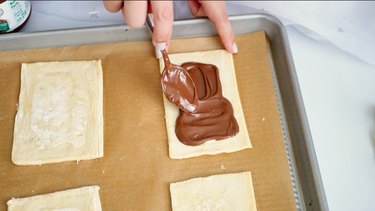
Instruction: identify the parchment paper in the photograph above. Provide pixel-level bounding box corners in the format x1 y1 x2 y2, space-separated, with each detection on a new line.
0 31 296 210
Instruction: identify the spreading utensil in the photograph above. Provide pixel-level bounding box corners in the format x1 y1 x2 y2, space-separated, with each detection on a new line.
145 14 198 113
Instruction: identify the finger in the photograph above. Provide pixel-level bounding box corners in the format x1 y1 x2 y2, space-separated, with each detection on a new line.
103 0 123 13
200 1 237 53
122 1 148 28
187 0 206 17
150 1 173 48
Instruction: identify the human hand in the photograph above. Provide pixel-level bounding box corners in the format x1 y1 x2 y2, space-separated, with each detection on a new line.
103 1 173 58
188 0 237 54
103 1 236 58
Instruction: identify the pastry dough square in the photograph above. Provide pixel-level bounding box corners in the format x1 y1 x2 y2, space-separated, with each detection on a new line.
12 60 103 165
7 185 102 211
159 50 251 159
170 171 257 211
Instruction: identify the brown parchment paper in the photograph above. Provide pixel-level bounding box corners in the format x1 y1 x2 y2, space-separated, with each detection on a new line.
0 31 296 211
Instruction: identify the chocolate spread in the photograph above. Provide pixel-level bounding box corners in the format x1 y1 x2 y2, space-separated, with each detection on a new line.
161 51 239 146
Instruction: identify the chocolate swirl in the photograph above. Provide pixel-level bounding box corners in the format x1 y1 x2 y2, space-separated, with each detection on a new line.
161 51 239 146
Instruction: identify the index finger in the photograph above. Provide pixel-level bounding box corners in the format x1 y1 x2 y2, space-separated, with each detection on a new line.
200 1 237 53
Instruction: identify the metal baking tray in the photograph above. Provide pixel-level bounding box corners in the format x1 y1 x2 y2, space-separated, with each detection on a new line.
0 13 328 211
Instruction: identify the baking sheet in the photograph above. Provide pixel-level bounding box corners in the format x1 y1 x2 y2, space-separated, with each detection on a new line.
0 31 296 210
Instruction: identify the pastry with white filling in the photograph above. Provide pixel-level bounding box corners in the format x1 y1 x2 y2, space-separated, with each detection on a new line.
7 186 102 211
12 60 103 165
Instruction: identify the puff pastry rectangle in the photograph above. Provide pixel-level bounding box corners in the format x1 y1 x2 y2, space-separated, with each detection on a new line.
12 60 103 165
7 186 102 211
159 50 251 159
170 171 257 211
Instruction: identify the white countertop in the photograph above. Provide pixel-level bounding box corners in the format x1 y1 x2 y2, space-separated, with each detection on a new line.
16 1 375 210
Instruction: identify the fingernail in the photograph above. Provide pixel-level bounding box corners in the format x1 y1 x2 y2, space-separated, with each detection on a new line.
155 42 167 59
232 42 238 54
